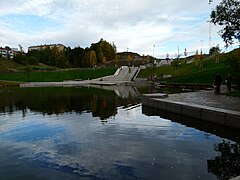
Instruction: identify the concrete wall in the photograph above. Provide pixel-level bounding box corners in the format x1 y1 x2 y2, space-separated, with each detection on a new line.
142 95 240 130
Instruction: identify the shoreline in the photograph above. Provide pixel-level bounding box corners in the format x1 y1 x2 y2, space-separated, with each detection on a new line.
142 92 240 130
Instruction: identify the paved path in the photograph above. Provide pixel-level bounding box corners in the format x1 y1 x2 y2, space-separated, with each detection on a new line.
167 90 240 112
142 88 240 130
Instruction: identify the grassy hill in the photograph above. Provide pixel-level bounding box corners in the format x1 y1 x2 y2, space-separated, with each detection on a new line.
0 57 117 83
0 58 22 71
138 53 236 85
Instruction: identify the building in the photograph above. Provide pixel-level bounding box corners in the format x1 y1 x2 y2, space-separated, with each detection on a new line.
28 44 66 52
0 47 18 59
154 59 173 67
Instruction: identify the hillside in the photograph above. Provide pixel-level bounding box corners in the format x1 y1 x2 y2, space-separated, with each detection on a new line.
0 58 22 72
138 49 239 85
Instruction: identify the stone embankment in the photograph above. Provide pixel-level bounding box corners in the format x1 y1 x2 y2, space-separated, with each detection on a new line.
142 91 240 130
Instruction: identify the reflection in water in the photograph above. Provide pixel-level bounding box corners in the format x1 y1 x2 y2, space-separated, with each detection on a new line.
208 141 240 180
0 87 239 180
142 105 240 180
0 87 141 121
142 105 240 143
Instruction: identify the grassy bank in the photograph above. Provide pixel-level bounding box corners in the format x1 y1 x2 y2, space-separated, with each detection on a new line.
0 68 117 82
138 56 234 85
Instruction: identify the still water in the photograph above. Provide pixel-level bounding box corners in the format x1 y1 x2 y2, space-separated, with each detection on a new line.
0 87 239 180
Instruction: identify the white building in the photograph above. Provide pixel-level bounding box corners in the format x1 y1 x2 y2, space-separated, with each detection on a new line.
28 44 66 52
0 47 18 59
154 59 173 67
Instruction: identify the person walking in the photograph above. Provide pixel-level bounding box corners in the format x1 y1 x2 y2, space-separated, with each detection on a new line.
225 74 232 92
214 73 222 94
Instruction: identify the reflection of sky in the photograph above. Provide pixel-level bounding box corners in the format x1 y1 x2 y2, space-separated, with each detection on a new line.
0 106 228 179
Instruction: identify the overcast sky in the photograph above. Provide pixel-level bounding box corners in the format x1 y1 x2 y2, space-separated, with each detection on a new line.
0 0 235 58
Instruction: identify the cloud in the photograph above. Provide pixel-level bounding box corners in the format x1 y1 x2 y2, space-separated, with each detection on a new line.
0 0 226 56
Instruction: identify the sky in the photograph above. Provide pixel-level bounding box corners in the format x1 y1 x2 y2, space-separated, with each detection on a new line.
0 0 237 58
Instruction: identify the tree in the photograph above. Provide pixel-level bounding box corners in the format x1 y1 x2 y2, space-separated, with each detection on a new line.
208 141 240 180
184 48 188 57
50 46 59 66
102 57 107 67
90 50 97 68
166 53 170 60
96 47 103 64
41 47 51 65
200 49 203 68
83 51 91 67
127 54 132 66
90 39 116 63
114 54 119 67
209 45 221 63
195 50 200 67
194 49 203 68
28 56 39 65
209 45 220 55
18 44 24 53
66 47 86 67
56 51 69 68
210 0 240 46
4 46 11 50
171 60 180 75
184 48 188 63
13 53 27 64
112 42 117 54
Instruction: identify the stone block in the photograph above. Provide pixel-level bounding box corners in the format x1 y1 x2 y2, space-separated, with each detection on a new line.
147 98 159 109
202 109 225 125
166 102 182 114
182 105 202 119
158 100 167 110
226 114 240 129
142 96 148 105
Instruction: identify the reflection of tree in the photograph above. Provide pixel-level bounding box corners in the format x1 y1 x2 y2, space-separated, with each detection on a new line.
0 87 140 123
91 94 118 121
207 140 240 180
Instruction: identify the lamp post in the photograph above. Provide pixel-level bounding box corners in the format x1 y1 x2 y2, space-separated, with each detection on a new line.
208 0 213 51
200 40 204 52
153 45 155 58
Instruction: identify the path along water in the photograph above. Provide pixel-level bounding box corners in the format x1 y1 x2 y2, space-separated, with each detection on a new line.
142 85 240 130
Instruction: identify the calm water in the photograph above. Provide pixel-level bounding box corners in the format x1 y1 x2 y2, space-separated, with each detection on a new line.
0 87 239 180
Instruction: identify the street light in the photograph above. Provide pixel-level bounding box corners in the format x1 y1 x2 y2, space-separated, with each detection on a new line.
200 40 204 52
208 0 213 51
153 44 155 58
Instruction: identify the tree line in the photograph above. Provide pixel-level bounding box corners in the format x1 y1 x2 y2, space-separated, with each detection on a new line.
13 39 117 68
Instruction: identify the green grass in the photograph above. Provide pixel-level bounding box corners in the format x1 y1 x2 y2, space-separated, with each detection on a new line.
138 56 234 85
18 65 59 72
0 68 117 82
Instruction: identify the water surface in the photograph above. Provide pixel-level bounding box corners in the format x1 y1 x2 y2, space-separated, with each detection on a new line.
0 87 239 180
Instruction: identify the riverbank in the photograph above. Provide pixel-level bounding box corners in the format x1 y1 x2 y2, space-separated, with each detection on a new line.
142 89 240 130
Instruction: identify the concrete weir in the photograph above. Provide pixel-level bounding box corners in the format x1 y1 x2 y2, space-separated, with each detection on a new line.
142 93 240 130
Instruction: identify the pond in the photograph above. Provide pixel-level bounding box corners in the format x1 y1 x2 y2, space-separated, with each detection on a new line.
0 87 239 180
